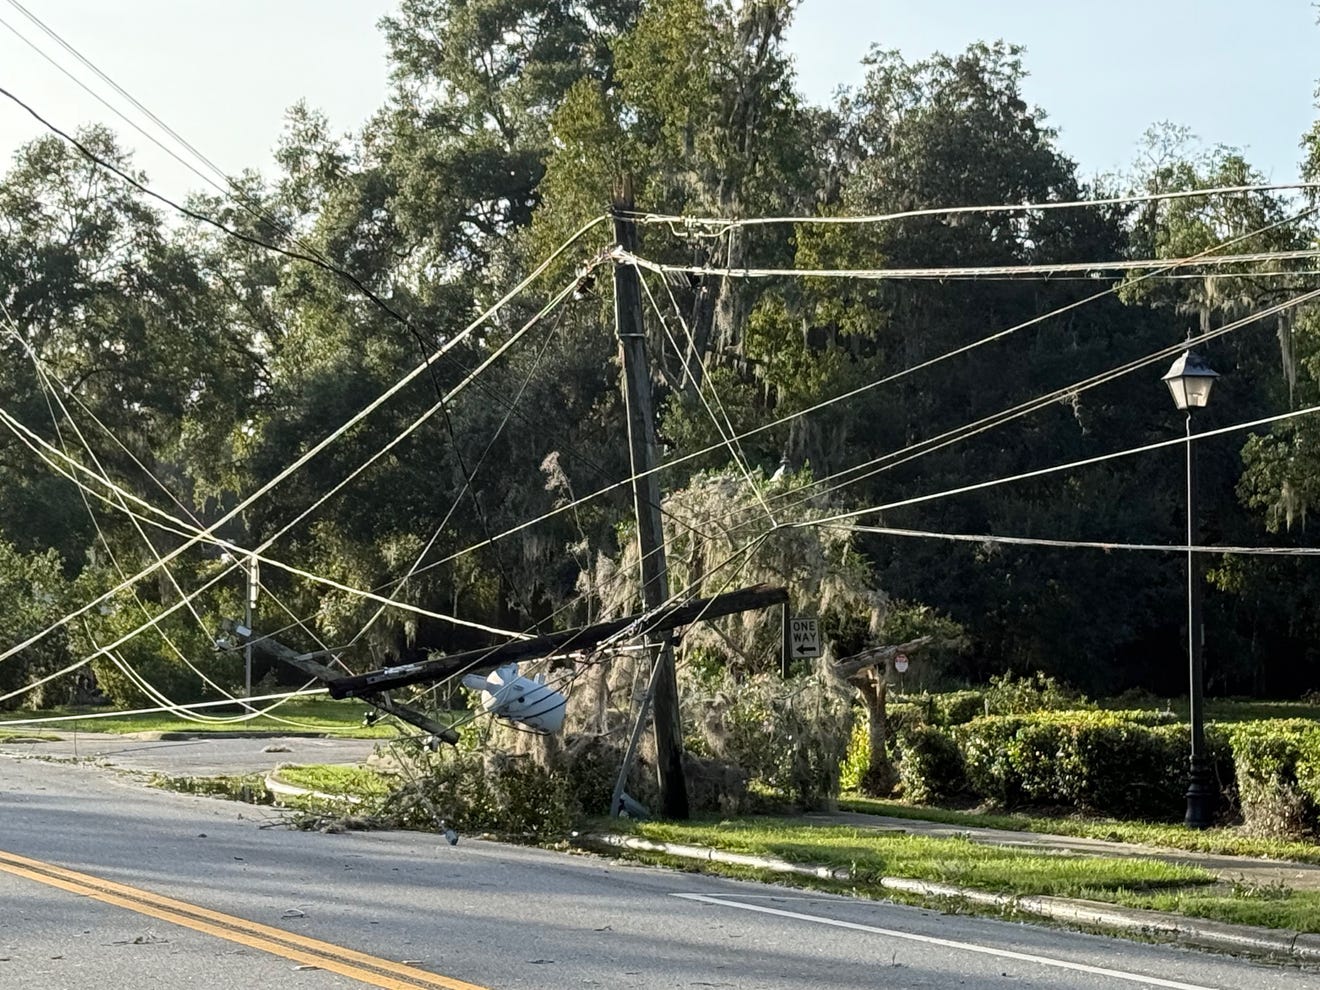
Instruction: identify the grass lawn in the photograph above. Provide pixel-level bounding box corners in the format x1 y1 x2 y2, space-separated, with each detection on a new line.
0 698 403 738
627 818 1210 897
1120 887 1320 932
619 817 1320 933
838 795 1320 866
276 764 394 798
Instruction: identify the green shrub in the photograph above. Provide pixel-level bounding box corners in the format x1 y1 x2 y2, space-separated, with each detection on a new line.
984 671 1088 715
840 701 929 793
956 710 1193 819
898 726 965 803
887 701 928 738
957 714 1028 805
932 690 987 725
1229 720 1320 838
840 719 869 792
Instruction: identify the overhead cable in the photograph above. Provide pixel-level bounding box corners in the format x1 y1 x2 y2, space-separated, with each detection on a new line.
832 524 1320 557
621 248 1320 282
630 181 1320 234
0 688 329 726
761 286 1320 523
794 403 1320 529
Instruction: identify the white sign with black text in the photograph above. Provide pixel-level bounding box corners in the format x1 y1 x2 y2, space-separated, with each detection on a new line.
789 617 821 658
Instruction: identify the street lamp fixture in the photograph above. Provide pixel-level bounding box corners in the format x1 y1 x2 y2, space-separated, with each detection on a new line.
1162 350 1219 411
1163 347 1219 829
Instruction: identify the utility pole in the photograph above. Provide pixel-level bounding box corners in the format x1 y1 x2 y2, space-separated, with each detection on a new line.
244 554 259 698
612 175 690 820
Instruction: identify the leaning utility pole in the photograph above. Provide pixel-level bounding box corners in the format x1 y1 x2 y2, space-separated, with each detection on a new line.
612 175 689 819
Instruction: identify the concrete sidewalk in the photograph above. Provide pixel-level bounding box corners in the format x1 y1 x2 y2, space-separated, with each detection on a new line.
805 809 1320 891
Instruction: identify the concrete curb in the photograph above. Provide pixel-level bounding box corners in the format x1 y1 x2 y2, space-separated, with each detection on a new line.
263 771 362 806
576 832 1320 961
578 833 850 880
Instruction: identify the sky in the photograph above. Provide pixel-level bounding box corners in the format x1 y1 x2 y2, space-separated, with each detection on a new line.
0 0 1316 205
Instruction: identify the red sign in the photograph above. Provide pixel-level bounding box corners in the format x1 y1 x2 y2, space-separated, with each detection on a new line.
894 653 909 673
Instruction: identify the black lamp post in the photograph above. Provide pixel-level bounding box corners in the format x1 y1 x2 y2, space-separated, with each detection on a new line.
1161 349 1220 829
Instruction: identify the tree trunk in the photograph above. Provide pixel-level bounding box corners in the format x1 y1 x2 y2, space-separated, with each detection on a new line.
854 667 897 796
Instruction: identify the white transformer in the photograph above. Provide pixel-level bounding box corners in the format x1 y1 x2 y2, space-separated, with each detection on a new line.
461 663 567 733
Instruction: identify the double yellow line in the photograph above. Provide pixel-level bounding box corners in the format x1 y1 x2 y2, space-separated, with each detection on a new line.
0 848 489 990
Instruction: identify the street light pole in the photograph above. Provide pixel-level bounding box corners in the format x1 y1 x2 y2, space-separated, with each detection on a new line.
1162 348 1219 830
1183 410 1214 828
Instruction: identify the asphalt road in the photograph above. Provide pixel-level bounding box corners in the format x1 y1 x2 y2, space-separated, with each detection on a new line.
3 755 1319 989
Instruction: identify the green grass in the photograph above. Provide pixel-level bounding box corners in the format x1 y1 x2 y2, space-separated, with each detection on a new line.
0 698 403 738
1120 886 1320 933
276 764 393 798
610 815 1320 934
149 772 273 804
626 818 1211 897
838 795 1320 865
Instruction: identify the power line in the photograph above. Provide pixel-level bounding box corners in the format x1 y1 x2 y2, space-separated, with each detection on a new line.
0 83 456 332
637 269 777 526
0 6 277 221
0 84 713 642
1 305 356 706
0 283 587 664
0 400 535 640
630 181 1320 234
343 299 571 651
622 248 1320 282
7 316 314 724
795 403 1320 529
761 286 1320 523
0 9 619 633
831 524 1320 557
0 198 604 664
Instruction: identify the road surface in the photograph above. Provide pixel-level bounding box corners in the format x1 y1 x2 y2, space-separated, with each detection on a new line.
2 754 1317 989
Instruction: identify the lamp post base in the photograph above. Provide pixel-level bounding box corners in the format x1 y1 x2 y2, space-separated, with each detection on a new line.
1185 756 1216 829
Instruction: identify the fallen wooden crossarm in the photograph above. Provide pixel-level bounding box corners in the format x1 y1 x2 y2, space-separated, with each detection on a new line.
327 583 789 699
220 582 787 746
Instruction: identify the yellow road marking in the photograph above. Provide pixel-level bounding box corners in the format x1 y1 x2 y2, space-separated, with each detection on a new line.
0 848 489 990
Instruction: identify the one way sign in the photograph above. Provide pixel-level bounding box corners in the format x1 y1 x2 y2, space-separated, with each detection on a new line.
789 617 821 658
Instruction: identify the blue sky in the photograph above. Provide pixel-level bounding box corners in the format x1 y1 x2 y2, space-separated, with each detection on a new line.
0 0 1316 202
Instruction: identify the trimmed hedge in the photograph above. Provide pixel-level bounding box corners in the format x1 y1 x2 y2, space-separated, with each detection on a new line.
1228 720 1320 837
898 725 964 803
929 690 987 726
956 710 1195 817
887 701 929 739
860 695 1320 833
